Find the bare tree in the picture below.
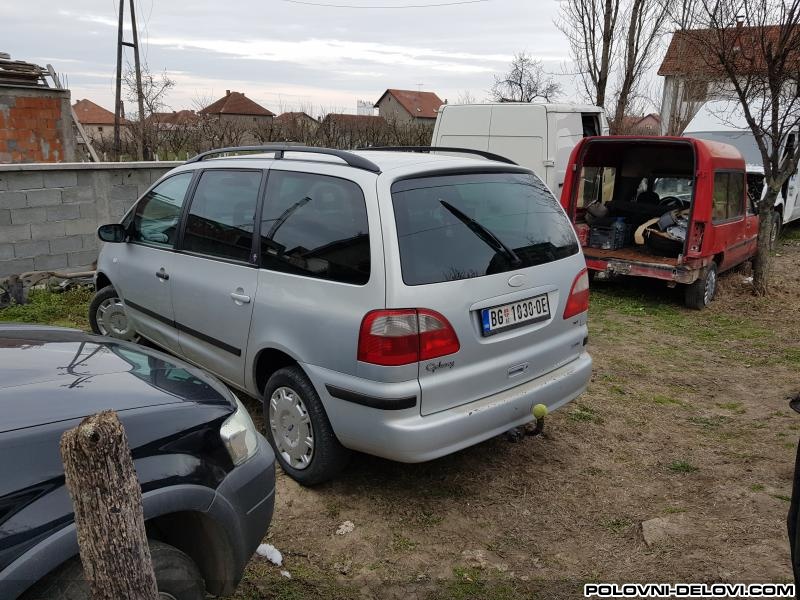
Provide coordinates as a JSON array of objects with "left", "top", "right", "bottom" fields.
[
  {"left": 557, "top": 0, "right": 621, "bottom": 108},
  {"left": 678, "top": 0, "right": 800, "bottom": 294},
  {"left": 490, "top": 52, "right": 562, "bottom": 102},
  {"left": 457, "top": 90, "right": 478, "bottom": 104},
  {"left": 122, "top": 62, "right": 175, "bottom": 159},
  {"left": 610, "top": 0, "right": 669, "bottom": 131}
]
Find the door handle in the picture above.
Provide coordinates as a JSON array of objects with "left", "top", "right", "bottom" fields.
[
  {"left": 155, "top": 269, "right": 169, "bottom": 281},
  {"left": 230, "top": 291, "right": 251, "bottom": 304}
]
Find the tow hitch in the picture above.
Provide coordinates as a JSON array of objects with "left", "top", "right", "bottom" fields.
[{"left": 505, "top": 404, "right": 549, "bottom": 442}]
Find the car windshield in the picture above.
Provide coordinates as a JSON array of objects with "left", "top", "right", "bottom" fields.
[
  {"left": 653, "top": 177, "right": 694, "bottom": 200},
  {"left": 391, "top": 172, "right": 579, "bottom": 286}
]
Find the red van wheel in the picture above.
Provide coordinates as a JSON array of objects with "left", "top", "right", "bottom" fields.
[{"left": 684, "top": 263, "right": 717, "bottom": 310}]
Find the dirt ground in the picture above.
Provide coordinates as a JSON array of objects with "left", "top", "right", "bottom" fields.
[{"left": 234, "top": 226, "right": 800, "bottom": 599}]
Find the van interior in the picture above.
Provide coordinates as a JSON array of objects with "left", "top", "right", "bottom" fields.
[{"left": 572, "top": 140, "right": 695, "bottom": 262}]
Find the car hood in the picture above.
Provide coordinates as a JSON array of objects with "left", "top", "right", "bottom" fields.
[{"left": 0, "top": 325, "right": 235, "bottom": 433}]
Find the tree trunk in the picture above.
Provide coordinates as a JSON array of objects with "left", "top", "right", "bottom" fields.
[
  {"left": 753, "top": 187, "right": 779, "bottom": 296},
  {"left": 60, "top": 411, "right": 159, "bottom": 600}
]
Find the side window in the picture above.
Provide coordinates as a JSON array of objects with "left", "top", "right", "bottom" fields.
[
  {"left": 260, "top": 171, "right": 370, "bottom": 285},
  {"left": 713, "top": 172, "right": 744, "bottom": 222},
  {"left": 182, "top": 170, "right": 262, "bottom": 262},
  {"left": 130, "top": 173, "right": 193, "bottom": 247}
]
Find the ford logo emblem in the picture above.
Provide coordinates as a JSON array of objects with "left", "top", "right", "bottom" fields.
[{"left": 507, "top": 274, "right": 526, "bottom": 287}]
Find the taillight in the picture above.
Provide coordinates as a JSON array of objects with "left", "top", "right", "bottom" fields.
[
  {"left": 358, "top": 309, "right": 460, "bottom": 366},
  {"left": 563, "top": 269, "right": 590, "bottom": 318}
]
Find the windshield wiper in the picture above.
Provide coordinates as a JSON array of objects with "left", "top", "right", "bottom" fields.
[{"left": 439, "top": 200, "right": 522, "bottom": 267}]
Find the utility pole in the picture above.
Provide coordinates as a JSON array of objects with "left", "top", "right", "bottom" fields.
[
  {"left": 113, "top": 0, "right": 124, "bottom": 161},
  {"left": 113, "top": 0, "right": 146, "bottom": 161}
]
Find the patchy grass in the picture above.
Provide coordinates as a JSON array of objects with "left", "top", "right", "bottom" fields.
[
  {"left": 569, "top": 403, "right": 602, "bottom": 423},
  {"left": 668, "top": 460, "right": 699, "bottom": 474},
  {"left": 0, "top": 287, "right": 92, "bottom": 330},
  {"left": 599, "top": 517, "right": 632, "bottom": 534}
]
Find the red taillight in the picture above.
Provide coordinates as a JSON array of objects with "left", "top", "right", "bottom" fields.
[
  {"left": 563, "top": 269, "right": 590, "bottom": 318},
  {"left": 358, "top": 309, "right": 460, "bottom": 366}
]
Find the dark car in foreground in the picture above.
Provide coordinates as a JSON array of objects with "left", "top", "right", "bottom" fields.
[{"left": 0, "top": 324, "right": 276, "bottom": 600}]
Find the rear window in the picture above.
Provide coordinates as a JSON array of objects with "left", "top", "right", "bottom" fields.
[{"left": 391, "top": 172, "right": 579, "bottom": 286}]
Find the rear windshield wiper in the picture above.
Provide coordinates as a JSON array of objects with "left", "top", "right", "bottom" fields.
[{"left": 439, "top": 200, "right": 522, "bottom": 267}]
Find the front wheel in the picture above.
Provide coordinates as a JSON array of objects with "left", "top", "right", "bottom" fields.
[
  {"left": 684, "top": 262, "right": 718, "bottom": 310},
  {"left": 264, "top": 366, "right": 351, "bottom": 486},
  {"left": 89, "top": 285, "right": 137, "bottom": 341},
  {"left": 21, "top": 541, "right": 205, "bottom": 600}
]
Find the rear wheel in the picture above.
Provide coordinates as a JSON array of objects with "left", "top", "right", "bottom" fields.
[
  {"left": 89, "top": 285, "right": 137, "bottom": 341},
  {"left": 684, "top": 262, "right": 717, "bottom": 310},
  {"left": 22, "top": 541, "right": 205, "bottom": 600},
  {"left": 264, "top": 366, "right": 351, "bottom": 486}
]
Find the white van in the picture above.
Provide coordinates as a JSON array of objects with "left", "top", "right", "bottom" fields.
[
  {"left": 685, "top": 101, "right": 800, "bottom": 243},
  {"left": 431, "top": 103, "right": 609, "bottom": 191}
]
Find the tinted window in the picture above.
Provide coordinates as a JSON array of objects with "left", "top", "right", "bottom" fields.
[
  {"left": 392, "top": 172, "right": 579, "bottom": 286},
  {"left": 260, "top": 172, "right": 370, "bottom": 285},
  {"left": 712, "top": 172, "right": 745, "bottom": 222},
  {"left": 131, "top": 173, "right": 193, "bottom": 247},
  {"left": 182, "top": 170, "right": 262, "bottom": 262}
]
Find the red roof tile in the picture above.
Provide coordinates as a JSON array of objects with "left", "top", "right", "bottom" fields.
[
  {"left": 375, "top": 89, "right": 443, "bottom": 119},
  {"left": 275, "top": 111, "right": 317, "bottom": 123},
  {"left": 322, "top": 113, "right": 386, "bottom": 129},
  {"left": 658, "top": 25, "right": 800, "bottom": 77},
  {"left": 73, "top": 98, "right": 126, "bottom": 125},
  {"left": 199, "top": 91, "right": 274, "bottom": 116},
  {"left": 147, "top": 110, "right": 199, "bottom": 126}
]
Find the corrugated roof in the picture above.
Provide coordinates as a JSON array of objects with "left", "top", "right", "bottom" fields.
[
  {"left": 199, "top": 90, "right": 275, "bottom": 116},
  {"left": 375, "top": 89, "right": 443, "bottom": 119},
  {"left": 73, "top": 99, "right": 125, "bottom": 125}
]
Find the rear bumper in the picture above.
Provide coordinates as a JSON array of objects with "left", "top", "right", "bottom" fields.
[
  {"left": 306, "top": 351, "right": 592, "bottom": 463},
  {"left": 585, "top": 256, "right": 702, "bottom": 284}
]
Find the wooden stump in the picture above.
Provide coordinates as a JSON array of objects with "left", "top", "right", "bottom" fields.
[{"left": 60, "top": 410, "right": 159, "bottom": 600}]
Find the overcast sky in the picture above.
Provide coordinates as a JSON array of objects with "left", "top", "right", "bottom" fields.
[{"left": 1, "top": 0, "right": 582, "bottom": 115}]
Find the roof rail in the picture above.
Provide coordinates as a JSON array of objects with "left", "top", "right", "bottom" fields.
[
  {"left": 360, "top": 146, "right": 518, "bottom": 165},
  {"left": 185, "top": 145, "right": 381, "bottom": 173}
]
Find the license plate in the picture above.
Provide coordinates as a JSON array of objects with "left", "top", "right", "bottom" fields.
[{"left": 481, "top": 293, "right": 551, "bottom": 336}]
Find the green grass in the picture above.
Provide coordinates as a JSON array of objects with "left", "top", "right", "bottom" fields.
[
  {"left": 750, "top": 484, "right": 765, "bottom": 492},
  {"left": 599, "top": 517, "right": 632, "bottom": 534},
  {"left": 668, "top": 460, "right": 699, "bottom": 474},
  {"left": 772, "top": 493, "right": 792, "bottom": 502},
  {"left": 0, "top": 287, "right": 92, "bottom": 330},
  {"left": 428, "top": 568, "right": 518, "bottom": 600},
  {"left": 569, "top": 403, "right": 602, "bottom": 423}
]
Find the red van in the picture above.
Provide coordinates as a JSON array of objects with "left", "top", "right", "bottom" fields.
[{"left": 560, "top": 136, "right": 759, "bottom": 308}]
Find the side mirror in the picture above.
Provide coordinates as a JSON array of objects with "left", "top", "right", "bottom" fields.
[{"left": 97, "top": 223, "right": 127, "bottom": 243}]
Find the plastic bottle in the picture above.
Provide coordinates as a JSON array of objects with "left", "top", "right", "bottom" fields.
[{"left": 612, "top": 217, "right": 626, "bottom": 249}]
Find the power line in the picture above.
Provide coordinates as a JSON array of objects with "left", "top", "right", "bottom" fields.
[{"left": 280, "top": 0, "right": 488, "bottom": 8}]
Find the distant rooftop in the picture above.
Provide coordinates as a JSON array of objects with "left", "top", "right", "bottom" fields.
[
  {"left": 375, "top": 89, "right": 444, "bottom": 119},
  {"left": 199, "top": 90, "right": 275, "bottom": 117}
]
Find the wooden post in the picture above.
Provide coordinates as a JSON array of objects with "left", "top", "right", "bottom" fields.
[{"left": 60, "top": 411, "right": 159, "bottom": 600}]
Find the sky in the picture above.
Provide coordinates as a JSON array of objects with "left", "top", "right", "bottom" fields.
[{"left": 1, "top": 0, "right": 578, "bottom": 116}]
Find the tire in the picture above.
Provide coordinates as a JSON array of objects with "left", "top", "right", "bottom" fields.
[
  {"left": 769, "top": 211, "right": 782, "bottom": 250},
  {"left": 684, "top": 262, "right": 718, "bottom": 310},
  {"left": 88, "top": 285, "right": 138, "bottom": 341},
  {"left": 21, "top": 540, "right": 205, "bottom": 600},
  {"left": 264, "top": 365, "right": 351, "bottom": 485}
]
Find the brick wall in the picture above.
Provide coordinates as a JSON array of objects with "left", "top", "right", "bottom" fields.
[
  {"left": 0, "top": 162, "right": 180, "bottom": 276},
  {"left": 0, "top": 86, "right": 76, "bottom": 163}
]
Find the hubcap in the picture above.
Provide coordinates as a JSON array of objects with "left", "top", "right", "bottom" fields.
[
  {"left": 96, "top": 297, "right": 136, "bottom": 340},
  {"left": 159, "top": 593, "right": 177, "bottom": 600},
  {"left": 269, "top": 386, "right": 314, "bottom": 470},
  {"left": 704, "top": 269, "right": 717, "bottom": 305}
]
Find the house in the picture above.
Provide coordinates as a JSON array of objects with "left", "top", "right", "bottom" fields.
[
  {"left": 374, "top": 89, "right": 443, "bottom": 124},
  {"left": 319, "top": 113, "right": 387, "bottom": 147},
  {"left": 275, "top": 112, "right": 318, "bottom": 139},
  {"left": 617, "top": 113, "right": 662, "bottom": 135},
  {"left": 0, "top": 54, "right": 75, "bottom": 163},
  {"left": 147, "top": 109, "right": 199, "bottom": 131},
  {"left": 658, "top": 25, "right": 796, "bottom": 135},
  {"left": 73, "top": 99, "right": 129, "bottom": 142}
]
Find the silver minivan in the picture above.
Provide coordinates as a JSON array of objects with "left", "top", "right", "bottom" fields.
[{"left": 92, "top": 146, "right": 592, "bottom": 485}]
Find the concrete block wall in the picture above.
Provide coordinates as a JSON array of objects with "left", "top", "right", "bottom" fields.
[{"left": 0, "top": 162, "right": 180, "bottom": 276}]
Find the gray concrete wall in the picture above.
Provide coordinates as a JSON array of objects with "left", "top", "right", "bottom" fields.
[{"left": 0, "top": 161, "right": 180, "bottom": 276}]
